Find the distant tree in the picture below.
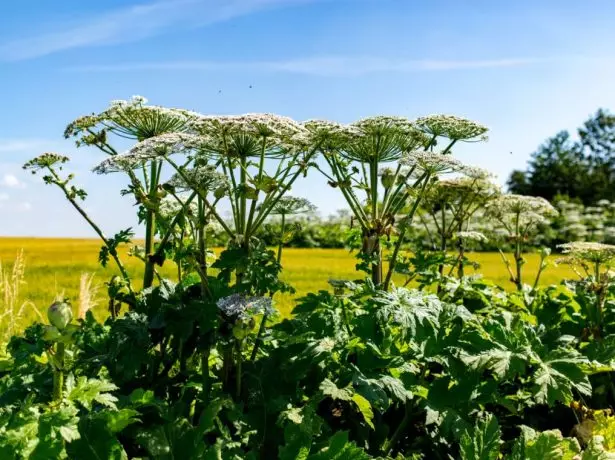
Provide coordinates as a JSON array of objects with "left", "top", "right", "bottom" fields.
[
  {"left": 579, "top": 109, "right": 615, "bottom": 203},
  {"left": 508, "top": 110, "right": 615, "bottom": 204}
]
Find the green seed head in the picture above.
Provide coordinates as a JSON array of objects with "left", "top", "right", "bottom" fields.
[{"left": 47, "top": 299, "right": 73, "bottom": 330}]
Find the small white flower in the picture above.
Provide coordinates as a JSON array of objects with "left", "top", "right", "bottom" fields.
[
  {"left": 271, "top": 196, "right": 316, "bottom": 216},
  {"left": 415, "top": 114, "right": 488, "bottom": 141},
  {"left": 216, "top": 294, "right": 275, "bottom": 319},
  {"left": 558, "top": 241, "right": 615, "bottom": 264},
  {"left": 455, "top": 231, "right": 488, "bottom": 242}
]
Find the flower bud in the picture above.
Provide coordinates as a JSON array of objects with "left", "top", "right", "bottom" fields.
[
  {"left": 214, "top": 186, "right": 227, "bottom": 200},
  {"left": 47, "top": 300, "right": 73, "bottom": 330},
  {"left": 381, "top": 168, "right": 395, "bottom": 189}
]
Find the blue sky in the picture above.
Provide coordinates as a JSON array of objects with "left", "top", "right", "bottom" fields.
[{"left": 1, "top": 0, "right": 615, "bottom": 237}]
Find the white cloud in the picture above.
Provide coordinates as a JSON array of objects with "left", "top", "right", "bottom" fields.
[
  {"left": 66, "top": 56, "right": 546, "bottom": 76},
  {"left": 1, "top": 174, "right": 26, "bottom": 189},
  {"left": 0, "top": 193, "right": 8, "bottom": 201},
  {"left": 0, "top": 139, "right": 51, "bottom": 153},
  {"left": 0, "top": 0, "right": 320, "bottom": 61},
  {"left": 17, "top": 202, "right": 32, "bottom": 212}
]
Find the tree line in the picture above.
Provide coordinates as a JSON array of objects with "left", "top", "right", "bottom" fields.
[{"left": 508, "top": 109, "right": 615, "bottom": 204}]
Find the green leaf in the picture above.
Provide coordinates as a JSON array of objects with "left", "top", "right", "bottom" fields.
[
  {"left": 67, "top": 416, "right": 128, "bottom": 460},
  {"left": 320, "top": 379, "right": 353, "bottom": 401},
  {"left": 511, "top": 427, "right": 581, "bottom": 460},
  {"left": 307, "top": 431, "right": 371, "bottom": 460},
  {"left": 533, "top": 350, "right": 592, "bottom": 405},
  {"left": 459, "top": 413, "right": 501, "bottom": 460},
  {"left": 67, "top": 376, "right": 118, "bottom": 411},
  {"left": 351, "top": 394, "right": 374, "bottom": 430},
  {"left": 582, "top": 437, "right": 615, "bottom": 459}
]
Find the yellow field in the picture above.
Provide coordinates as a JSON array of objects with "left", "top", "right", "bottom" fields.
[{"left": 0, "top": 238, "right": 578, "bottom": 331}]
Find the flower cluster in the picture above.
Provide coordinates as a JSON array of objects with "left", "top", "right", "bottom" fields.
[
  {"left": 415, "top": 114, "right": 489, "bottom": 141},
  {"left": 167, "top": 165, "right": 229, "bottom": 194},
  {"left": 486, "top": 194, "right": 558, "bottom": 236},
  {"left": 487, "top": 194, "right": 557, "bottom": 217},
  {"left": 158, "top": 194, "right": 198, "bottom": 221},
  {"left": 192, "top": 113, "right": 305, "bottom": 140},
  {"left": 271, "top": 196, "right": 316, "bottom": 216},
  {"left": 352, "top": 116, "right": 416, "bottom": 137},
  {"left": 558, "top": 242, "right": 615, "bottom": 264},
  {"left": 92, "top": 133, "right": 204, "bottom": 174},
  {"left": 216, "top": 294, "right": 275, "bottom": 320},
  {"left": 23, "top": 153, "right": 70, "bottom": 172},
  {"left": 455, "top": 231, "right": 488, "bottom": 242},
  {"left": 66, "top": 96, "right": 191, "bottom": 144},
  {"left": 302, "top": 119, "right": 361, "bottom": 151},
  {"left": 400, "top": 151, "right": 466, "bottom": 174}
]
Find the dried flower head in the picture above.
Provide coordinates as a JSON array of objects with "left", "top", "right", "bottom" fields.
[
  {"left": 271, "top": 196, "right": 316, "bottom": 216},
  {"left": 216, "top": 294, "right": 275, "bottom": 320},
  {"left": 415, "top": 115, "right": 488, "bottom": 141}
]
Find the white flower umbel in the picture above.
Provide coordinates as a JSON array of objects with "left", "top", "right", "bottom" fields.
[
  {"left": 65, "top": 95, "right": 191, "bottom": 143},
  {"left": 167, "top": 165, "right": 229, "bottom": 194},
  {"left": 192, "top": 113, "right": 306, "bottom": 143},
  {"left": 216, "top": 294, "right": 275, "bottom": 320},
  {"left": 400, "top": 151, "right": 466, "bottom": 175},
  {"left": 415, "top": 114, "right": 488, "bottom": 141},
  {"left": 455, "top": 231, "right": 488, "bottom": 243},
  {"left": 558, "top": 241, "right": 615, "bottom": 264},
  {"left": 271, "top": 196, "right": 316, "bottom": 216},
  {"left": 343, "top": 116, "right": 428, "bottom": 163},
  {"left": 302, "top": 119, "right": 361, "bottom": 151},
  {"left": 486, "top": 194, "right": 558, "bottom": 291},
  {"left": 92, "top": 133, "right": 205, "bottom": 174},
  {"left": 486, "top": 194, "right": 558, "bottom": 228}
]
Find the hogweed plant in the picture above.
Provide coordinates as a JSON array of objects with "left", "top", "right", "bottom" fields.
[
  {"left": 486, "top": 194, "right": 558, "bottom": 291},
  {"left": 23, "top": 153, "right": 136, "bottom": 304},
  {"left": 308, "top": 115, "right": 489, "bottom": 288},
  {"left": 558, "top": 241, "right": 615, "bottom": 339},
  {"left": 269, "top": 196, "right": 316, "bottom": 264},
  {"left": 65, "top": 96, "right": 192, "bottom": 289},
  {"left": 417, "top": 174, "right": 500, "bottom": 279}
]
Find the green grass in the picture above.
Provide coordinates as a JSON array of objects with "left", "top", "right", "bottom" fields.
[{"left": 0, "top": 238, "right": 578, "bottom": 329}]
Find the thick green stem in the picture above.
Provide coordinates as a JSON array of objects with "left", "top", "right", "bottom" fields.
[
  {"left": 47, "top": 168, "right": 134, "bottom": 298},
  {"left": 250, "top": 313, "right": 269, "bottom": 361},
  {"left": 52, "top": 342, "right": 65, "bottom": 402},
  {"left": 142, "top": 161, "right": 158, "bottom": 289},
  {"left": 202, "top": 347, "right": 210, "bottom": 403},
  {"left": 197, "top": 197, "right": 208, "bottom": 298},
  {"left": 383, "top": 174, "right": 430, "bottom": 290},
  {"left": 514, "top": 213, "right": 523, "bottom": 291},
  {"left": 382, "top": 401, "right": 412, "bottom": 454},
  {"left": 277, "top": 214, "right": 286, "bottom": 264},
  {"left": 457, "top": 221, "right": 465, "bottom": 279},
  {"left": 235, "top": 341, "right": 243, "bottom": 400}
]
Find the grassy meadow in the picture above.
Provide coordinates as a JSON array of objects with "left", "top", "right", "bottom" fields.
[{"left": 0, "top": 238, "right": 578, "bottom": 336}]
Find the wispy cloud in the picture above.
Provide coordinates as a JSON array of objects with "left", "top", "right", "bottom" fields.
[
  {"left": 0, "top": 139, "right": 52, "bottom": 153},
  {"left": 66, "top": 56, "right": 543, "bottom": 76},
  {"left": 0, "top": 0, "right": 317, "bottom": 61},
  {"left": 1, "top": 174, "right": 26, "bottom": 189}
]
